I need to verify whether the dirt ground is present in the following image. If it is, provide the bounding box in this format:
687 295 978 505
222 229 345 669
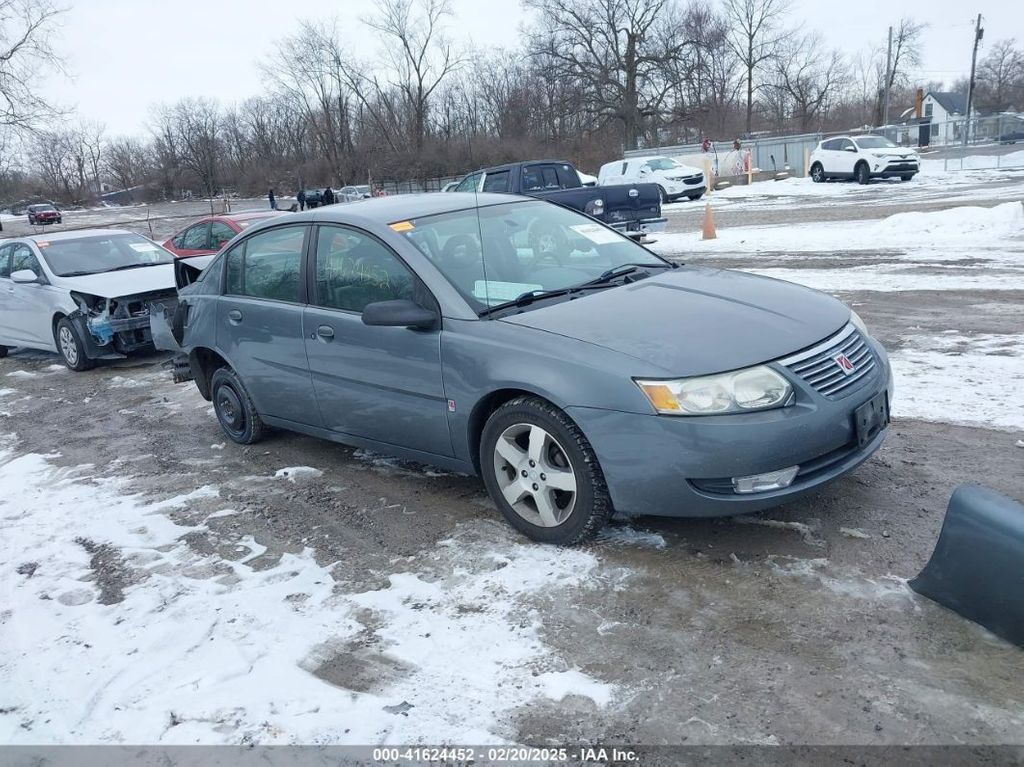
2 178 1023 746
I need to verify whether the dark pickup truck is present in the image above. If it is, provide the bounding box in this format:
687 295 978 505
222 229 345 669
449 160 666 239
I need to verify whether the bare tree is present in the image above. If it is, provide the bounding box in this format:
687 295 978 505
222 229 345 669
361 0 461 153
525 0 692 151
104 135 149 191
975 38 1024 112
770 33 848 131
723 0 794 135
0 0 66 131
152 98 222 198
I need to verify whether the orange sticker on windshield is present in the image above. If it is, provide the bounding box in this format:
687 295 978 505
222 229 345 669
36 241 50 248
389 221 414 232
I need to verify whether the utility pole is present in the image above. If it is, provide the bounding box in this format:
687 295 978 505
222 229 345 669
963 14 984 145
882 26 893 126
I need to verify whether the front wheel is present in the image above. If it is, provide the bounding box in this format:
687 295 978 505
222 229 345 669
480 396 612 544
687 191 704 201
810 162 825 183
900 174 914 182
211 367 265 444
856 163 871 185
55 317 96 371
0 346 8 358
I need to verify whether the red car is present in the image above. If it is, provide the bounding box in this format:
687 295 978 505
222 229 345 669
27 203 62 225
163 210 284 258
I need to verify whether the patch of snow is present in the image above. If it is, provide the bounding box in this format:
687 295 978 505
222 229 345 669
745 265 1024 292
890 332 1024 432
598 524 667 548
107 376 141 388
840 527 872 539
5 370 37 378
732 516 825 548
273 466 323 482
0 450 613 744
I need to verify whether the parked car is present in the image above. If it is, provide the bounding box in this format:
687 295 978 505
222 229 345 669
163 211 285 258
451 159 665 241
998 119 1024 144
0 230 177 370
577 170 598 187
27 203 62 225
809 135 920 184
303 189 324 208
338 185 372 202
598 156 705 202
440 181 460 193
162 193 892 544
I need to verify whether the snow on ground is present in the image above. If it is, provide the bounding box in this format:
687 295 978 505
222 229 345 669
921 150 1024 172
652 200 1024 258
743 265 1024 293
0 442 615 744
890 333 1024 432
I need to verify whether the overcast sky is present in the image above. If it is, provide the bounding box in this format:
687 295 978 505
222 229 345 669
43 0 1016 136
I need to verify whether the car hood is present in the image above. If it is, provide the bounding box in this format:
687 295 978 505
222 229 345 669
53 264 177 298
500 266 851 376
866 148 917 159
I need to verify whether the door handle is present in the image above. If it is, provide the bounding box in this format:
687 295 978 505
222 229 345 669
227 309 243 324
316 325 335 341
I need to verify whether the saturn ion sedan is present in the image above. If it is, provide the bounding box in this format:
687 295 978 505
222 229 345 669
165 193 892 544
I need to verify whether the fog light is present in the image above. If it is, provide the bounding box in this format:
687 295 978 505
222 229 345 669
732 466 799 494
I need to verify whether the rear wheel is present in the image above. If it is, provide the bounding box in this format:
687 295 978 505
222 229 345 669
211 367 264 444
900 174 914 182
856 162 871 185
810 162 825 183
55 317 95 371
0 346 8 358
481 396 612 545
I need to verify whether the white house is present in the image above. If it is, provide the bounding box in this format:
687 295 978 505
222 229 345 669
922 91 972 145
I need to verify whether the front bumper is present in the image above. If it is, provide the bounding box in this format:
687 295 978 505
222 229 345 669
664 177 706 200
871 158 919 177
567 335 892 518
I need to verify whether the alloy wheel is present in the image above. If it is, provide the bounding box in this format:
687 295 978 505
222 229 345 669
492 422 578 527
58 326 78 366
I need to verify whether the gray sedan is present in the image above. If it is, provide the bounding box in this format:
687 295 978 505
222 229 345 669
168 193 892 544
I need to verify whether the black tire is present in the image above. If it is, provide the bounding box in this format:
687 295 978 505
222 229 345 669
900 174 914 182
0 346 8 358
657 185 668 204
810 162 825 183
210 367 265 444
480 395 612 545
56 216 62 224
55 317 96 371
687 191 703 201
856 162 870 185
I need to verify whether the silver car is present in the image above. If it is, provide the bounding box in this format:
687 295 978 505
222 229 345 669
167 194 892 544
0 230 178 370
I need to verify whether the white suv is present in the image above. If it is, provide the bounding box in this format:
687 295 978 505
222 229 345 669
809 135 920 184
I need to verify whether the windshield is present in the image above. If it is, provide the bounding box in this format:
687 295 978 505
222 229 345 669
38 232 174 277
29 204 56 212
645 158 681 171
396 200 668 312
855 136 897 149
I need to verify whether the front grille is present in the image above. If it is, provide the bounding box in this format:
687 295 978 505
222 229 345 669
683 174 703 184
782 326 877 399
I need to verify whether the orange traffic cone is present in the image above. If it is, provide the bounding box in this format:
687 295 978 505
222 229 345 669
701 202 717 240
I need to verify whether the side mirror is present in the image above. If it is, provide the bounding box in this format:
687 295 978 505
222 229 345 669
844 146 857 152
10 269 39 284
362 299 438 330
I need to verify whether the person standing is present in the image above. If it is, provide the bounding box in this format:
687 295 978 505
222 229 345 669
268 188 276 210
297 188 306 211
322 187 335 206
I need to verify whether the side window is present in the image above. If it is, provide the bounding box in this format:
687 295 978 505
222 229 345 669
523 165 561 191
454 173 481 193
924 102 933 118
840 139 855 151
180 224 209 250
556 164 580 188
314 226 415 313
0 245 11 279
11 246 41 275
210 222 236 250
481 170 510 193
225 226 305 303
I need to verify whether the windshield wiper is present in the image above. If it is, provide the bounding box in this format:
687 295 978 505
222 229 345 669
579 261 674 288
479 284 609 317
58 270 101 277
104 263 166 272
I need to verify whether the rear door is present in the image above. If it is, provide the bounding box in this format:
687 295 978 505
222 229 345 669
302 224 452 456
173 223 212 257
216 223 320 427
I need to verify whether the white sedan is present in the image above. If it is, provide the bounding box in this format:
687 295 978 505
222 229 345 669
809 135 920 184
0 229 178 370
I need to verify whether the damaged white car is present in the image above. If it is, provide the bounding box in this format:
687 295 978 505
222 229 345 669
0 230 177 370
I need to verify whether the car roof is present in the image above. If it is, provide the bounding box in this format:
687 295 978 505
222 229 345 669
221 210 281 223
315 192 528 222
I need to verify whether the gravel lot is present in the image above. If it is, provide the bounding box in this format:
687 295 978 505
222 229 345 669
2 171 1023 746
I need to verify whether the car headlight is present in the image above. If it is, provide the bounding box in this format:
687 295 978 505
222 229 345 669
850 310 868 335
636 365 793 416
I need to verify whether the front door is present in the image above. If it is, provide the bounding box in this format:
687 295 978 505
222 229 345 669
836 138 858 176
303 224 452 456
216 224 320 427
6 245 56 347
